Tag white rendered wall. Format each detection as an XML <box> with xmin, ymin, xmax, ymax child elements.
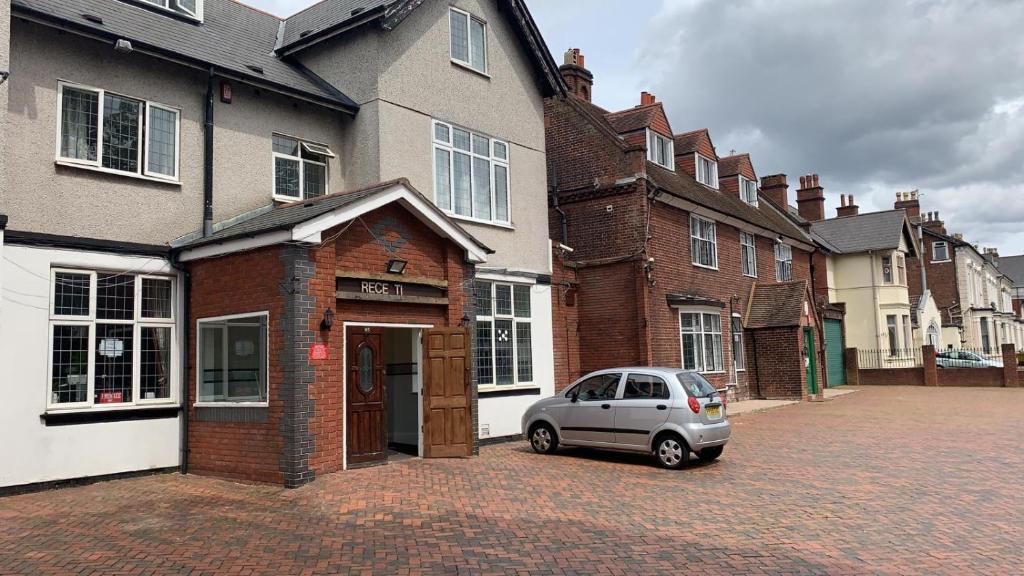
<box><xmin>0</xmin><ymin>245</ymin><xmax>180</xmax><ymax>488</ymax></box>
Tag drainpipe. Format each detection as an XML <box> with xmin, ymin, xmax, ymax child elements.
<box><xmin>870</xmin><ymin>250</ymin><xmax>881</xmax><ymax>350</ymax></box>
<box><xmin>549</xmin><ymin>172</ymin><xmax>568</xmax><ymax>245</ymax></box>
<box><xmin>203</xmin><ymin>68</ymin><xmax>215</xmax><ymax>237</ymax></box>
<box><xmin>170</xmin><ymin>251</ymin><xmax>191</xmax><ymax>475</ymax></box>
<box><xmin>917</xmin><ymin>224</ymin><xmax>928</xmax><ymax>344</ymax></box>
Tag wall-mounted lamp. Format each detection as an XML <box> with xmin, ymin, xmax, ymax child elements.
<box><xmin>320</xmin><ymin>308</ymin><xmax>335</xmax><ymax>331</ymax></box>
<box><xmin>460</xmin><ymin>312</ymin><xmax>472</xmax><ymax>327</ymax></box>
<box><xmin>114</xmin><ymin>39</ymin><xmax>134</xmax><ymax>54</ymax></box>
<box><xmin>386</xmin><ymin>259</ymin><xmax>407</xmax><ymax>275</ymax></box>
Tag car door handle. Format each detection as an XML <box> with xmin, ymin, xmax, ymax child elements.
<box><xmin>656</xmin><ymin>404</ymin><xmax>667</xmax><ymax>410</ymax></box>
<box><xmin>601</xmin><ymin>404</ymin><xmax>611</xmax><ymax>409</ymax></box>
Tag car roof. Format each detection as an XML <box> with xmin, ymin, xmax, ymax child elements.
<box><xmin>586</xmin><ymin>367</ymin><xmax>688</xmax><ymax>376</ymax></box>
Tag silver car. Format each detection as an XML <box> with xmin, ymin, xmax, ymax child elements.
<box><xmin>935</xmin><ymin>350</ymin><xmax>1003</xmax><ymax>368</ymax></box>
<box><xmin>521</xmin><ymin>368</ymin><xmax>731</xmax><ymax>469</ymax></box>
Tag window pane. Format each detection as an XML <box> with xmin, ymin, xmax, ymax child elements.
<box><xmin>434</xmin><ymin>122</ymin><xmax>450</xmax><ymax>143</ymax></box>
<box><xmin>516</xmin><ymin>321</ymin><xmax>532</xmax><ymax>382</ymax></box>
<box><xmin>147</xmin><ymin>106</ymin><xmax>177</xmax><ymax>177</ymax></box>
<box><xmin>199</xmin><ymin>325</ymin><xmax>224</xmax><ymax>402</ymax></box>
<box><xmin>623</xmin><ymin>374</ymin><xmax>670</xmax><ymax>399</ymax></box>
<box><xmin>96</xmin><ymin>273</ymin><xmax>135</xmax><ymax>321</ymax></box>
<box><xmin>54</xmin><ymin>272</ymin><xmax>91</xmax><ymax>316</ymax></box>
<box><xmin>140</xmin><ymin>326</ymin><xmax>171</xmax><ymax>400</ymax></box>
<box><xmin>51</xmin><ymin>325</ymin><xmax>89</xmax><ymax>404</ymax></box>
<box><xmin>102</xmin><ymin>94</ymin><xmax>141</xmax><ymax>173</ymax></box>
<box><xmin>472</xmin><ymin>134</ymin><xmax>489</xmax><ymax>156</ymax></box>
<box><xmin>452</xmin><ymin>128</ymin><xmax>471</xmax><ymax>152</ymax></box>
<box><xmin>272</xmin><ymin>134</ymin><xmax>299</xmax><ymax>155</ymax></box>
<box><xmin>513</xmin><ymin>285</ymin><xmax>531</xmax><ymax>318</ymax></box>
<box><xmin>227</xmin><ymin>320</ymin><xmax>267</xmax><ymax>401</ymax></box>
<box><xmin>682</xmin><ymin>333</ymin><xmax>699</xmax><ymax>370</ymax></box>
<box><xmin>142</xmin><ymin>278</ymin><xmax>172</xmax><ymax>319</ymax></box>
<box><xmin>494</xmin><ymin>284</ymin><xmax>512</xmax><ymax>316</ymax></box>
<box><xmin>475</xmin><ymin>320</ymin><xmax>494</xmax><ymax>385</ymax></box>
<box><xmin>494</xmin><ymin>165</ymin><xmax>509</xmax><ymax>222</ymax></box>
<box><xmin>434</xmin><ymin>148</ymin><xmax>452</xmax><ymax>211</ymax></box>
<box><xmin>176</xmin><ymin>0</ymin><xmax>197</xmax><ymax>15</ymax></box>
<box><xmin>469</xmin><ymin>18</ymin><xmax>486</xmax><ymax>72</ymax></box>
<box><xmin>472</xmin><ymin>157</ymin><xmax>491</xmax><ymax>220</ymax></box>
<box><xmin>494</xmin><ymin>319</ymin><xmax>514</xmax><ymax>385</ymax></box>
<box><xmin>275</xmin><ymin>156</ymin><xmax>301</xmax><ymax>198</ymax></box>
<box><xmin>303</xmin><ymin>161</ymin><xmax>327</xmax><ymax>198</ymax></box>
<box><xmin>493</xmin><ymin>141</ymin><xmax>507</xmax><ymax>160</ymax></box>
<box><xmin>358</xmin><ymin>344</ymin><xmax>374</xmax><ymax>393</ymax></box>
<box><xmin>450</xmin><ymin>9</ymin><xmax>469</xmax><ymax>62</ymax></box>
<box><xmin>474</xmin><ymin>281</ymin><xmax>493</xmax><ymax>315</ymax></box>
<box><xmin>95</xmin><ymin>323</ymin><xmax>134</xmax><ymax>404</ymax></box>
<box><xmin>60</xmin><ymin>87</ymin><xmax>98</xmax><ymax>161</ymax></box>
<box><xmin>453</xmin><ymin>152</ymin><xmax>472</xmax><ymax>216</ymax></box>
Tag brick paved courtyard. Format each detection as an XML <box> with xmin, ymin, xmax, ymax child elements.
<box><xmin>1</xmin><ymin>386</ymin><xmax>1022</xmax><ymax>575</ymax></box>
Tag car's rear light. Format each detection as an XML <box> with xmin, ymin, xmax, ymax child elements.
<box><xmin>687</xmin><ymin>396</ymin><xmax>701</xmax><ymax>414</ymax></box>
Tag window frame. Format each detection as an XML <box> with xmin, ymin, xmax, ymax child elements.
<box><xmin>646</xmin><ymin>129</ymin><xmax>675</xmax><ymax>170</ymax></box>
<box><xmin>732</xmin><ymin>314</ymin><xmax>745</xmax><ymax>372</ymax></box>
<box><xmin>886</xmin><ymin>314</ymin><xmax>899</xmax><ymax>356</ymax></box>
<box><xmin>739</xmin><ymin>176</ymin><xmax>759</xmax><ymax>206</ymax></box>
<box><xmin>690</xmin><ymin>214</ymin><xmax>718</xmax><ymax>270</ymax></box>
<box><xmin>55</xmin><ymin>81</ymin><xmax>181</xmax><ymax>183</ymax></box>
<box><xmin>678</xmin><ymin>309</ymin><xmax>725</xmax><ymax>374</ymax></box>
<box><xmin>46</xmin><ymin>268</ymin><xmax>177</xmax><ymax>412</ymax></box>
<box><xmin>695</xmin><ymin>153</ymin><xmax>719</xmax><ymax>189</ymax></box>
<box><xmin>740</xmin><ymin>231</ymin><xmax>757</xmax><ymax>278</ymax></box>
<box><xmin>194</xmin><ymin>311</ymin><xmax>270</xmax><ymax>407</ymax></box>
<box><xmin>932</xmin><ymin>241</ymin><xmax>950</xmax><ymax>262</ymax></box>
<box><xmin>475</xmin><ymin>281</ymin><xmax>534</xmax><ymax>391</ymax></box>
<box><xmin>774</xmin><ymin>242</ymin><xmax>793</xmax><ymax>281</ymax></box>
<box><xmin>881</xmin><ymin>255</ymin><xmax>894</xmax><ymax>284</ymax></box>
<box><xmin>449</xmin><ymin>7</ymin><xmax>488</xmax><ymax>75</ymax></box>
<box><xmin>896</xmin><ymin>253</ymin><xmax>907</xmax><ymax>285</ymax></box>
<box><xmin>271</xmin><ymin>133</ymin><xmax>332</xmax><ymax>202</ymax></box>
<box><xmin>432</xmin><ymin>120</ymin><xmax>511</xmax><ymax>226</ymax></box>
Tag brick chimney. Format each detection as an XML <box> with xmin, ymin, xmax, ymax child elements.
<box><xmin>760</xmin><ymin>174</ymin><xmax>789</xmax><ymax>209</ymax></box>
<box><xmin>836</xmin><ymin>194</ymin><xmax>859</xmax><ymax>217</ymax></box>
<box><xmin>921</xmin><ymin>211</ymin><xmax>946</xmax><ymax>235</ymax></box>
<box><xmin>894</xmin><ymin>190</ymin><xmax>921</xmax><ymax>221</ymax></box>
<box><xmin>796</xmin><ymin>174</ymin><xmax>826</xmax><ymax>221</ymax></box>
<box><xmin>640</xmin><ymin>91</ymin><xmax>656</xmax><ymax>106</ymax></box>
<box><xmin>560</xmin><ymin>48</ymin><xmax>594</xmax><ymax>102</ymax></box>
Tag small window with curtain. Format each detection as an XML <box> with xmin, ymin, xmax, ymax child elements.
<box><xmin>449</xmin><ymin>8</ymin><xmax>487</xmax><ymax>74</ymax></box>
<box><xmin>272</xmin><ymin>134</ymin><xmax>334</xmax><ymax>201</ymax></box>
<box><xmin>740</xmin><ymin>232</ymin><xmax>757</xmax><ymax>277</ymax></box>
<box><xmin>690</xmin><ymin>215</ymin><xmax>718</xmax><ymax>269</ymax></box>
<box><xmin>775</xmin><ymin>243</ymin><xmax>793</xmax><ymax>281</ymax></box>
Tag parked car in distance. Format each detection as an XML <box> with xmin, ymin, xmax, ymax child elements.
<box><xmin>522</xmin><ymin>368</ymin><xmax>730</xmax><ymax>469</ymax></box>
<box><xmin>935</xmin><ymin>350</ymin><xmax>1004</xmax><ymax>368</ymax></box>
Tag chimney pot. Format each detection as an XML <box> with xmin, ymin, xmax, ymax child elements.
<box><xmin>640</xmin><ymin>91</ymin><xmax>656</xmax><ymax>106</ymax></box>
<box><xmin>559</xmin><ymin>47</ymin><xmax>594</xmax><ymax>102</ymax></box>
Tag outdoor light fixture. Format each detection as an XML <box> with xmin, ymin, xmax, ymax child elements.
<box><xmin>386</xmin><ymin>259</ymin><xmax>407</xmax><ymax>275</ymax></box>
<box><xmin>320</xmin><ymin>308</ymin><xmax>335</xmax><ymax>331</ymax></box>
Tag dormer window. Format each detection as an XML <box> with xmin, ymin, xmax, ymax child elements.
<box><xmin>696</xmin><ymin>154</ymin><xmax>718</xmax><ymax>188</ymax></box>
<box><xmin>646</xmin><ymin>129</ymin><xmax>674</xmax><ymax>170</ymax></box>
<box><xmin>740</xmin><ymin>177</ymin><xmax>758</xmax><ymax>206</ymax></box>
<box><xmin>139</xmin><ymin>0</ymin><xmax>202</xmax><ymax>20</ymax></box>
<box><xmin>450</xmin><ymin>8</ymin><xmax>487</xmax><ymax>74</ymax></box>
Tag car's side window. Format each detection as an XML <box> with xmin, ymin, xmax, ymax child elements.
<box><xmin>574</xmin><ymin>373</ymin><xmax>622</xmax><ymax>401</ymax></box>
<box><xmin>623</xmin><ymin>374</ymin><xmax>670</xmax><ymax>399</ymax></box>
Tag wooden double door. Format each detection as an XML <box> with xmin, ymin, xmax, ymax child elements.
<box><xmin>346</xmin><ymin>326</ymin><xmax>473</xmax><ymax>467</ymax></box>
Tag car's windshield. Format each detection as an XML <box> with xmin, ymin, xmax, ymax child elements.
<box><xmin>676</xmin><ymin>372</ymin><xmax>716</xmax><ymax>397</ymax></box>
<box><xmin>960</xmin><ymin>351</ymin><xmax>984</xmax><ymax>361</ymax></box>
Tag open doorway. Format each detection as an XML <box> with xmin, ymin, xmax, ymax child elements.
<box><xmin>383</xmin><ymin>327</ymin><xmax>422</xmax><ymax>460</ymax></box>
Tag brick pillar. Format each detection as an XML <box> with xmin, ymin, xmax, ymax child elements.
<box><xmin>844</xmin><ymin>347</ymin><xmax>859</xmax><ymax>386</ymax></box>
<box><xmin>922</xmin><ymin>345</ymin><xmax>937</xmax><ymax>386</ymax></box>
<box><xmin>1002</xmin><ymin>343</ymin><xmax>1018</xmax><ymax>388</ymax></box>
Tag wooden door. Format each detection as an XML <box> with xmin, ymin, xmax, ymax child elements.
<box><xmin>422</xmin><ymin>328</ymin><xmax>473</xmax><ymax>458</ymax></box>
<box><xmin>346</xmin><ymin>327</ymin><xmax>387</xmax><ymax>467</ymax></box>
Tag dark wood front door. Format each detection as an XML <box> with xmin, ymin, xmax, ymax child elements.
<box><xmin>347</xmin><ymin>327</ymin><xmax>386</xmax><ymax>467</ymax></box>
<box><xmin>423</xmin><ymin>328</ymin><xmax>473</xmax><ymax>458</ymax></box>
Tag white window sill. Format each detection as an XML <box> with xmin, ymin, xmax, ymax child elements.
<box><xmin>742</xmin><ymin>273</ymin><xmax>758</xmax><ymax>279</ymax></box>
<box><xmin>446</xmin><ymin>212</ymin><xmax>515</xmax><ymax>230</ymax></box>
<box><xmin>692</xmin><ymin>262</ymin><xmax>719</xmax><ymax>271</ymax></box>
<box><xmin>478</xmin><ymin>384</ymin><xmax>538</xmax><ymax>393</ymax></box>
<box><xmin>451</xmin><ymin>59</ymin><xmax>491</xmax><ymax>79</ymax></box>
<box><xmin>194</xmin><ymin>402</ymin><xmax>269</xmax><ymax>408</ymax></box>
<box><xmin>45</xmin><ymin>401</ymin><xmax>178</xmax><ymax>414</ymax></box>
<box><xmin>932</xmin><ymin>260</ymin><xmax>951</xmax><ymax>264</ymax></box>
<box><xmin>55</xmin><ymin>160</ymin><xmax>181</xmax><ymax>186</ymax></box>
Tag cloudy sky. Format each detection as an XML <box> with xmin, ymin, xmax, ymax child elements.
<box><xmin>250</xmin><ymin>0</ymin><xmax>1024</xmax><ymax>254</ymax></box>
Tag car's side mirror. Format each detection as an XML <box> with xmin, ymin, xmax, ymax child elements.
<box><xmin>570</xmin><ymin>391</ymin><xmax>579</xmax><ymax>403</ymax></box>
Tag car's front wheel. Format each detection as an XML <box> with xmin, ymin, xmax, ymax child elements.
<box><xmin>698</xmin><ymin>445</ymin><xmax>724</xmax><ymax>461</ymax></box>
<box><xmin>529</xmin><ymin>423</ymin><xmax>558</xmax><ymax>454</ymax></box>
<box><xmin>654</xmin><ymin>433</ymin><xmax>689</xmax><ymax>470</ymax></box>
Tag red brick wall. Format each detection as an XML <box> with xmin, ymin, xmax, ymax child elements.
<box><xmin>544</xmin><ymin>98</ymin><xmax>645</xmax><ymax>193</ymax></box>
<box><xmin>937</xmin><ymin>368</ymin><xmax>1004</xmax><ymax>387</ymax></box>
<box><xmin>551</xmin><ymin>245</ymin><xmax>581</xmax><ymax>391</ymax></box>
<box><xmin>746</xmin><ymin>327</ymin><xmax>806</xmax><ymax>398</ymax></box>
<box><xmin>859</xmin><ymin>367</ymin><xmax>926</xmax><ymax>386</ymax></box>
<box><xmin>676</xmin><ymin>154</ymin><xmax>696</xmax><ymax>179</ymax></box>
<box><xmin>576</xmin><ymin>261</ymin><xmax>646</xmax><ymax>373</ymax></box>
<box><xmin>909</xmin><ymin>230</ymin><xmax>959</xmax><ymax>325</ymax></box>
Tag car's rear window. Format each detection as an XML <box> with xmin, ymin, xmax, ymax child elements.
<box><xmin>676</xmin><ymin>372</ymin><xmax>716</xmax><ymax>397</ymax></box>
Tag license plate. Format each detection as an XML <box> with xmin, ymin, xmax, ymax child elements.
<box><xmin>705</xmin><ymin>406</ymin><xmax>721</xmax><ymax>418</ymax></box>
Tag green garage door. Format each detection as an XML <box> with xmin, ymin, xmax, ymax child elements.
<box><xmin>824</xmin><ymin>319</ymin><xmax>845</xmax><ymax>387</ymax></box>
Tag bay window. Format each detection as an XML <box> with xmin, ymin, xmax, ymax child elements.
<box><xmin>57</xmin><ymin>82</ymin><xmax>180</xmax><ymax>181</ymax></box>
<box><xmin>272</xmin><ymin>134</ymin><xmax>333</xmax><ymax>201</ymax></box>
<box><xmin>691</xmin><ymin>215</ymin><xmax>718</xmax><ymax>269</ymax></box>
<box><xmin>48</xmin><ymin>270</ymin><xmax>175</xmax><ymax>409</ymax></box>
<box><xmin>775</xmin><ymin>243</ymin><xmax>793</xmax><ymax>281</ymax></box>
<box><xmin>197</xmin><ymin>313</ymin><xmax>269</xmax><ymax>404</ymax></box>
<box><xmin>680</xmin><ymin>311</ymin><xmax>724</xmax><ymax>373</ymax></box>
<box><xmin>433</xmin><ymin>120</ymin><xmax>510</xmax><ymax>224</ymax></box>
<box><xmin>475</xmin><ymin>281</ymin><xmax>533</xmax><ymax>388</ymax></box>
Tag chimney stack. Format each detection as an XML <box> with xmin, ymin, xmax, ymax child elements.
<box><xmin>560</xmin><ymin>48</ymin><xmax>594</xmax><ymax>102</ymax></box>
<box><xmin>836</xmin><ymin>194</ymin><xmax>859</xmax><ymax>217</ymax></box>
<box><xmin>796</xmin><ymin>173</ymin><xmax>826</xmax><ymax>221</ymax></box>
<box><xmin>640</xmin><ymin>91</ymin><xmax>656</xmax><ymax>106</ymax></box>
<box><xmin>759</xmin><ymin>174</ymin><xmax>789</xmax><ymax>209</ymax></box>
<box><xmin>921</xmin><ymin>211</ymin><xmax>946</xmax><ymax>235</ymax></box>
<box><xmin>894</xmin><ymin>189</ymin><xmax>921</xmax><ymax>221</ymax></box>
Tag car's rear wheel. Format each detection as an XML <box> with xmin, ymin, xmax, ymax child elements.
<box><xmin>653</xmin><ymin>433</ymin><xmax>689</xmax><ymax>470</ymax></box>
<box><xmin>698</xmin><ymin>445</ymin><xmax>724</xmax><ymax>461</ymax></box>
<box><xmin>529</xmin><ymin>423</ymin><xmax>558</xmax><ymax>454</ymax></box>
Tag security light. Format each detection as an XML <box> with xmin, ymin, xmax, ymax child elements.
<box><xmin>386</xmin><ymin>259</ymin><xmax>407</xmax><ymax>275</ymax></box>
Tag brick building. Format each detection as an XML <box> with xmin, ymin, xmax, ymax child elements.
<box><xmin>546</xmin><ymin>49</ymin><xmax>824</xmax><ymax>401</ymax></box>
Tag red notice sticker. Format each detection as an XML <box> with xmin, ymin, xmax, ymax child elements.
<box><xmin>309</xmin><ymin>343</ymin><xmax>329</xmax><ymax>361</ymax></box>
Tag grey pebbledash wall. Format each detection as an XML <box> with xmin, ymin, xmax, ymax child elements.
<box><xmin>278</xmin><ymin>246</ymin><xmax>317</xmax><ymax>488</ymax></box>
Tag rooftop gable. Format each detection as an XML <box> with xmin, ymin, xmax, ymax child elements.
<box><xmin>604</xmin><ymin>102</ymin><xmax>672</xmax><ymax>136</ymax></box>
<box><xmin>673</xmin><ymin>129</ymin><xmax>717</xmax><ymax>160</ymax></box>
<box><xmin>809</xmin><ymin>210</ymin><xmax>917</xmax><ymax>256</ymax></box>
<box><xmin>718</xmin><ymin>153</ymin><xmax>755</xmax><ymax>180</ymax></box>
